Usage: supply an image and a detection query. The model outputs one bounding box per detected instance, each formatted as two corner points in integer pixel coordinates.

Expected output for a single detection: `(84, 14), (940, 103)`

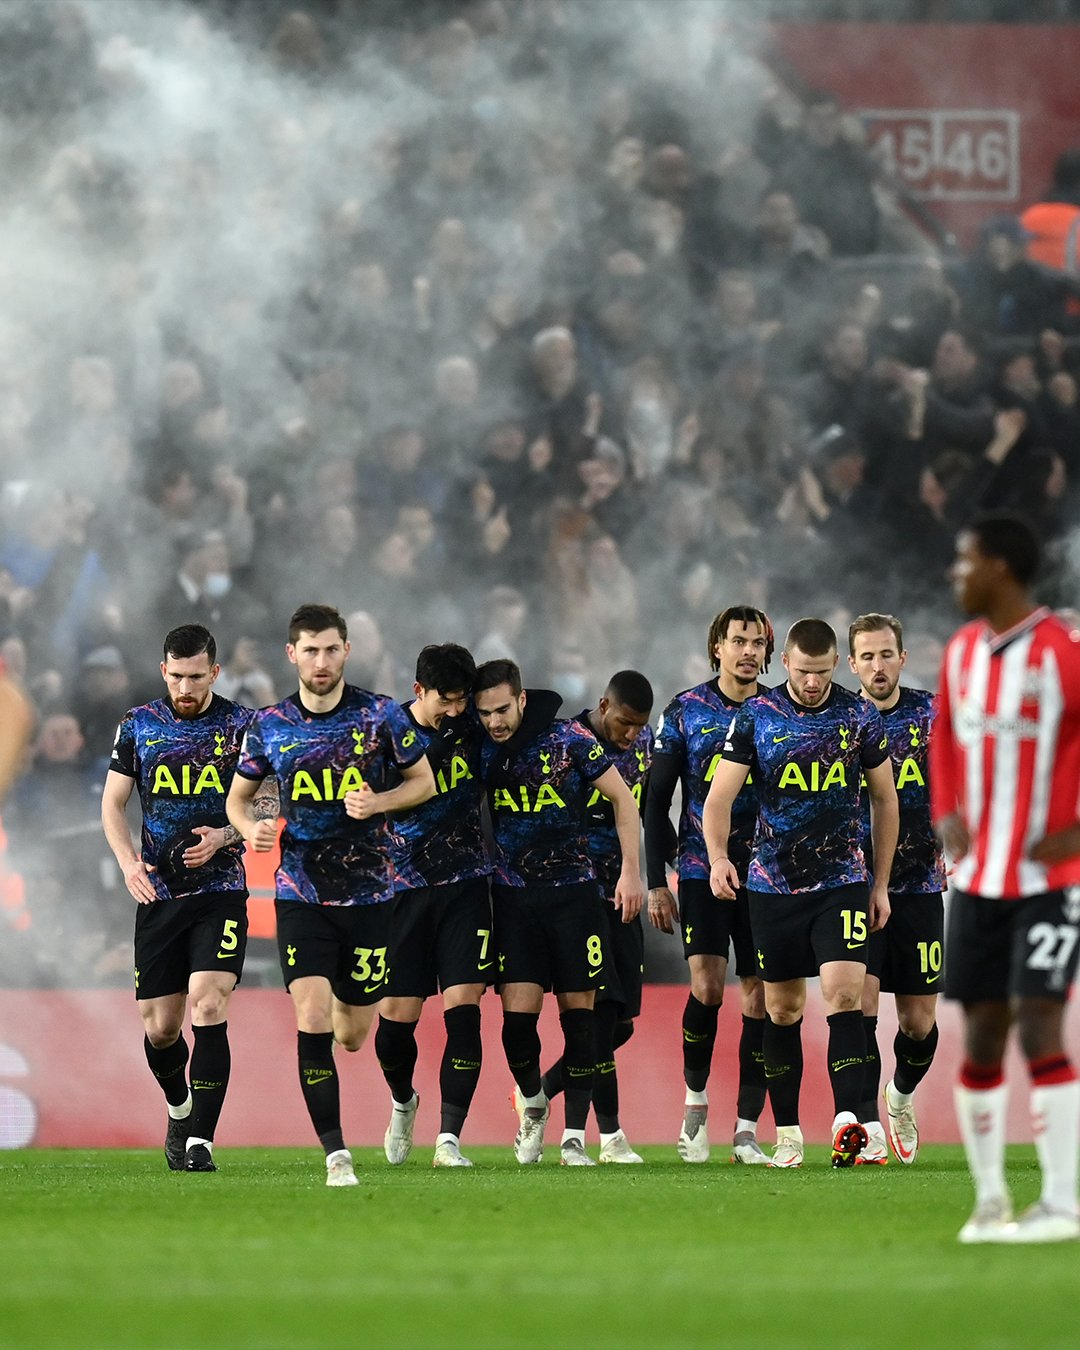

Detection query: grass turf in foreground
(0, 1146), (1075, 1350)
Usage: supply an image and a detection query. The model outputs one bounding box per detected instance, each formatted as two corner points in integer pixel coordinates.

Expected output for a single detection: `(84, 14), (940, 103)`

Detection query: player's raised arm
(592, 764), (643, 921)
(702, 758), (749, 900)
(344, 754), (436, 820)
(864, 758), (898, 932)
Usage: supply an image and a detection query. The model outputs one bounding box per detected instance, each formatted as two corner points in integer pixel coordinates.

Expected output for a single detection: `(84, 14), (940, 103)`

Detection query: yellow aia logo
(151, 763), (225, 795)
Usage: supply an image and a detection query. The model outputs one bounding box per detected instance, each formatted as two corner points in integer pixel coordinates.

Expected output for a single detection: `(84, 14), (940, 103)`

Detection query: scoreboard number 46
(863, 108), (1019, 202)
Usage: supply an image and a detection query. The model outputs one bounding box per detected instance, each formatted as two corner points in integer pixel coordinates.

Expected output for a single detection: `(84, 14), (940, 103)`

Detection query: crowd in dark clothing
(1, 0), (1077, 986)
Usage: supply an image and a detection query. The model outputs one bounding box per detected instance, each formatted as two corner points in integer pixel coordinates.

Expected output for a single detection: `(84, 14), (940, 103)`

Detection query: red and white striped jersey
(931, 607), (1080, 898)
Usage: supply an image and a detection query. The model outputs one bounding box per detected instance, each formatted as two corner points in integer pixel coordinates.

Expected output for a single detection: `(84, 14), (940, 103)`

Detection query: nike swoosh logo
(145, 738), (166, 747)
(924, 973), (941, 985)
(701, 725), (723, 734)
(216, 952), (235, 960)
(588, 968), (602, 978)
(363, 983), (385, 994)
(280, 741), (301, 752)
(773, 735), (793, 743)
(845, 941), (863, 949)
(478, 961), (494, 971)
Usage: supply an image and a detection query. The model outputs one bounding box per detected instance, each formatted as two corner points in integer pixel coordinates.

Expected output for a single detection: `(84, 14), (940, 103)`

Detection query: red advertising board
(767, 24), (1080, 248)
(1, 986), (1071, 1151)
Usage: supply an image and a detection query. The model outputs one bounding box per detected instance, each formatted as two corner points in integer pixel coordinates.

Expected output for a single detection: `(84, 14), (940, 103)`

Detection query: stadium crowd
(1, 0), (1079, 987)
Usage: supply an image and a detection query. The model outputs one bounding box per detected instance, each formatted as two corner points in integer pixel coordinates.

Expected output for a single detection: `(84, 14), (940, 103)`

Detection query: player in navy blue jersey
(226, 605), (435, 1188)
(848, 614), (946, 1166)
(102, 624), (274, 1174)
(537, 670), (654, 1164)
(703, 618), (899, 1169)
(474, 658), (643, 1166)
(376, 642), (492, 1169)
(644, 606), (773, 1166)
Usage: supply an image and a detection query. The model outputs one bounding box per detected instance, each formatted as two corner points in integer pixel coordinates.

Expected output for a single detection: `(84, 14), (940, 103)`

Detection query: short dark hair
(415, 643), (476, 697)
(163, 624), (216, 664)
(474, 658), (522, 697)
(604, 669), (654, 714)
(288, 604), (347, 644)
(707, 606), (775, 673)
(848, 613), (904, 657)
(785, 618), (837, 657)
(965, 512), (1041, 587)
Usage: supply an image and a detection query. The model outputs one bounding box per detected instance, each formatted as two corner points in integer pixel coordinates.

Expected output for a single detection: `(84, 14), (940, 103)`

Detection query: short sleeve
(109, 713), (137, 778)
(571, 724), (613, 781)
(652, 698), (685, 759)
(236, 714), (271, 781)
(382, 697), (427, 769)
(859, 705), (890, 771)
(721, 705), (755, 767)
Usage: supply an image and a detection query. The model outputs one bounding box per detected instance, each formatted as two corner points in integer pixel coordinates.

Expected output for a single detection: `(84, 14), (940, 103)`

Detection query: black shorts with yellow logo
(595, 901), (645, 1017)
(866, 891), (944, 994)
(385, 875), (494, 998)
(679, 877), (756, 976)
(747, 883), (870, 983)
(275, 898), (392, 1006)
(493, 880), (606, 995)
(134, 891), (248, 1001)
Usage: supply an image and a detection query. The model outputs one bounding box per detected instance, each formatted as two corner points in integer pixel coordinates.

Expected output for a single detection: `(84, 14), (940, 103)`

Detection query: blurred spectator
(757, 90), (881, 258)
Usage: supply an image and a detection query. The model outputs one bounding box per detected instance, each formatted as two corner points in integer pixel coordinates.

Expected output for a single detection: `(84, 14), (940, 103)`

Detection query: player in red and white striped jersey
(932, 513), (1080, 1245)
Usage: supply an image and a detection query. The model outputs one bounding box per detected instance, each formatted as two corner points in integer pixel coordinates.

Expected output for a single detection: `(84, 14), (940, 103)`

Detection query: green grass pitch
(1, 1146), (1075, 1350)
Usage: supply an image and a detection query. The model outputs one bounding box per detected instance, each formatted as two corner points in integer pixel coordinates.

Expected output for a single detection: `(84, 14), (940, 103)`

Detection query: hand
(647, 886), (679, 934)
(1029, 823), (1080, 866)
(344, 784), (380, 820)
(936, 811), (969, 861)
(869, 885), (891, 932)
(213, 465), (249, 512)
(246, 819), (279, 853)
(613, 869), (643, 923)
(122, 857), (157, 905)
(182, 825), (225, 868)
(709, 857), (740, 901)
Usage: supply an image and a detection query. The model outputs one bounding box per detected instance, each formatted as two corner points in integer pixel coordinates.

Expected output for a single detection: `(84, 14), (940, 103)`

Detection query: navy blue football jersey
(724, 683), (889, 894)
(389, 707), (489, 890)
(237, 685), (425, 906)
(110, 693), (253, 900)
(480, 719), (613, 887)
(653, 679), (762, 881)
(860, 687), (946, 894)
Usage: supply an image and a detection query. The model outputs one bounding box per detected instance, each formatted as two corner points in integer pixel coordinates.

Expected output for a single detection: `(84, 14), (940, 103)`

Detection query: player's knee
(898, 1009), (936, 1041)
(189, 992), (229, 1025)
(143, 1021), (183, 1049)
(690, 976), (724, 1006)
(1015, 1004), (1066, 1062)
(740, 980), (765, 1018)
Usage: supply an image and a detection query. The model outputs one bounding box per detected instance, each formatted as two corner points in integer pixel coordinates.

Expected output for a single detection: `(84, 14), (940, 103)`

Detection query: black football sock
(682, 994), (720, 1093)
(827, 1010), (867, 1117)
(893, 1022), (939, 1095)
(297, 1030), (343, 1155)
(859, 1015), (881, 1121)
(501, 1011), (542, 1098)
(763, 1016), (803, 1127)
(613, 1018), (634, 1052)
(540, 1057), (565, 1101)
(560, 1008), (595, 1133)
(591, 1000), (621, 1135)
(440, 1004), (482, 1138)
(374, 1016), (419, 1105)
(736, 1014), (767, 1123)
(188, 1022), (230, 1142)
(144, 1033), (190, 1108)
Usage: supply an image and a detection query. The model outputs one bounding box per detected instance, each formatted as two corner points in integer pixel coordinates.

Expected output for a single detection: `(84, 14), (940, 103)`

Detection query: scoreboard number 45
(864, 108), (1019, 202)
